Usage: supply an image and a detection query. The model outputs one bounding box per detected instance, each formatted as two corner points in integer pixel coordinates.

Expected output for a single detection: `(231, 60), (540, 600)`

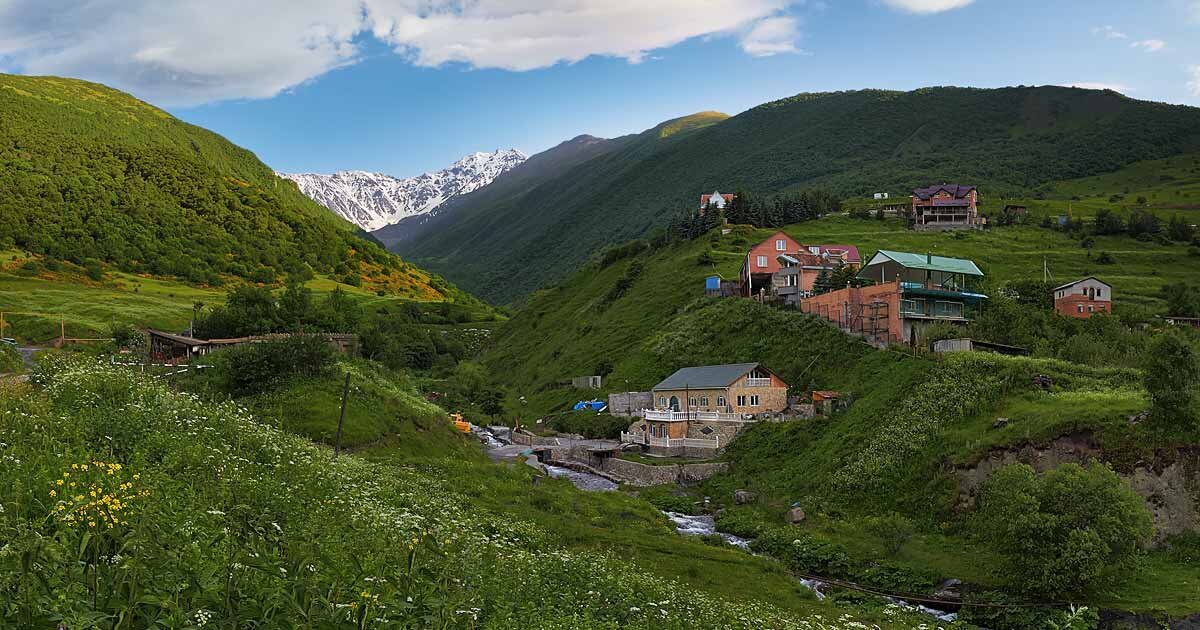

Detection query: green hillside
(479, 219), (1200, 619)
(400, 86), (1200, 303)
(0, 74), (458, 298)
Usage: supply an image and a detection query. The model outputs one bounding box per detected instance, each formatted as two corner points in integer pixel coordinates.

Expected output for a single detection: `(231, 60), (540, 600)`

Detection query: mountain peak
(281, 149), (526, 231)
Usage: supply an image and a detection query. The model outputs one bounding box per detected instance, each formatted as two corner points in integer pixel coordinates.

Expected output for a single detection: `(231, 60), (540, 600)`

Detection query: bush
(84, 259), (104, 281)
(751, 528), (854, 578)
(849, 560), (938, 593)
(211, 335), (339, 396)
(638, 486), (697, 514)
(109, 323), (143, 350)
(713, 508), (769, 539)
(1143, 331), (1200, 430)
(861, 512), (915, 556)
(1095, 251), (1115, 265)
(546, 413), (628, 439)
(973, 462), (1152, 597)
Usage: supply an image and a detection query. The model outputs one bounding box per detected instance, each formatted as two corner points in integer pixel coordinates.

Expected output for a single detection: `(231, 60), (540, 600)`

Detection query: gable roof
(700, 192), (736, 206)
(815, 244), (861, 264)
(1053, 277), (1112, 292)
(913, 184), (975, 200)
(864, 250), (984, 276)
(653, 363), (766, 391)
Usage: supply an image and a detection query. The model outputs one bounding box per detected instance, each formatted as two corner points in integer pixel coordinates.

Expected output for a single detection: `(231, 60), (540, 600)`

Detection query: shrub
(714, 508), (769, 539)
(973, 463), (1152, 598)
(849, 560), (939, 593)
(638, 486), (697, 514)
(546, 413), (627, 439)
(861, 512), (915, 556)
(1095, 251), (1115, 265)
(751, 528), (854, 578)
(211, 335), (339, 396)
(84, 259), (104, 281)
(1143, 331), (1200, 430)
(109, 322), (143, 350)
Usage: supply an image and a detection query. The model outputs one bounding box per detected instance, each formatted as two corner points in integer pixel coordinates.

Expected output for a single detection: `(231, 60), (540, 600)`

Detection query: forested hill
(0, 74), (459, 299)
(397, 86), (1200, 304)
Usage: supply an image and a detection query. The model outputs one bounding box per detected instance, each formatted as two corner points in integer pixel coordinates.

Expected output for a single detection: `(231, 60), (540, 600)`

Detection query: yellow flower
(71, 464), (78, 470)
(63, 471), (70, 477)
(56, 479), (63, 486)
(87, 521), (95, 527)
(80, 464), (88, 471)
(49, 490), (57, 497)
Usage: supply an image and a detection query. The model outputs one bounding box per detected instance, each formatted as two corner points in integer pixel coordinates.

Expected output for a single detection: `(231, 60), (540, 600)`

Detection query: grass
(617, 452), (719, 466)
(0, 248), (493, 344)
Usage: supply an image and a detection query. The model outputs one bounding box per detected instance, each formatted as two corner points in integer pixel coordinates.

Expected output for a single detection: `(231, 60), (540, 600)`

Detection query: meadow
(0, 355), (952, 628)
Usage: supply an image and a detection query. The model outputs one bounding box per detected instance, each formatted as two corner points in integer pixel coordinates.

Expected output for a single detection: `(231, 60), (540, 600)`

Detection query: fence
(620, 431), (720, 450)
(642, 409), (745, 422)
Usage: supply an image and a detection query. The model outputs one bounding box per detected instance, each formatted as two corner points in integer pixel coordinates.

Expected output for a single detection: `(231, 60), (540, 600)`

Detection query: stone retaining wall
(599, 457), (729, 487)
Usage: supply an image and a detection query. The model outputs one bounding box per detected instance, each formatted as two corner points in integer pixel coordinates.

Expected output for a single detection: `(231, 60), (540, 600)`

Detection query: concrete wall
(599, 457), (729, 487)
(572, 375), (602, 389)
(609, 391), (654, 416)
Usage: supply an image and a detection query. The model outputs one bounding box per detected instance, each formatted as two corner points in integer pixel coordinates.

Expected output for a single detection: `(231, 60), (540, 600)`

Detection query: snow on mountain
(280, 149), (526, 231)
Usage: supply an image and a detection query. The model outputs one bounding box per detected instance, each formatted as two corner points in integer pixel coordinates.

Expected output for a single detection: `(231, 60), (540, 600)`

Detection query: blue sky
(1, 0), (1196, 176)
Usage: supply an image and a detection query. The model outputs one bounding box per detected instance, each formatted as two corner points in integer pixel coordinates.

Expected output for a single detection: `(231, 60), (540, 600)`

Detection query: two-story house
(800, 250), (987, 346)
(911, 184), (981, 230)
(741, 231), (861, 301)
(620, 363), (789, 455)
(700, 190), (736, 209)
(1053, 277), (1112, 319)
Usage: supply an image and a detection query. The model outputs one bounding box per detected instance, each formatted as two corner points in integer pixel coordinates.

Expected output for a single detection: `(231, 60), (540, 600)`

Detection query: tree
(278, 280), (314, 331)
(479, 387), (506, 418)
(1143, 331), (1200, 429)
(1092, 208), (1124, 235)
(1161, 283), (1200, 317)
(1168, 214), (1196, 242)
(812, 269), (834, 295)
(974, 463), (1152, 598)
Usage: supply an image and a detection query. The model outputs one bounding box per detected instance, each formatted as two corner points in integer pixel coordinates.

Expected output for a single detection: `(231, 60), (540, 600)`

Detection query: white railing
(620, 432), (720, 449)
(745, 378), (772, 387)
(642, 409), (744, 422)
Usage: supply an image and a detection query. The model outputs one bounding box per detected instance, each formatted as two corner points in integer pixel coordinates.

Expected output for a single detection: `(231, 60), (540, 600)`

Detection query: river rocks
(785, 507), (806, 524)
(932, 579), (962, 602)
(733, 489), (757, 505)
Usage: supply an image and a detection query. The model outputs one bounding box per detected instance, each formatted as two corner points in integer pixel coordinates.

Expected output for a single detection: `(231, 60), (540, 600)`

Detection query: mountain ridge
(395, 85), (1200, 304)
(282, 149), (526, 231)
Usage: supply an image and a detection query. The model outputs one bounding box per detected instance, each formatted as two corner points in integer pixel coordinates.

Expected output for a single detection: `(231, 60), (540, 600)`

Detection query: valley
(3, 71), (1200, 630)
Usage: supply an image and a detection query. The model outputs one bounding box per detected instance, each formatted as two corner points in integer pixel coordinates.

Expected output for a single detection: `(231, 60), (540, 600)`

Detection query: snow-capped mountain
(281, 149), (526, 231)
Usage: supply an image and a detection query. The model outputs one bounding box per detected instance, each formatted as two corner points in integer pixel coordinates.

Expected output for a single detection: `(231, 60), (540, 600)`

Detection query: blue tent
(573, 400), (607, 412)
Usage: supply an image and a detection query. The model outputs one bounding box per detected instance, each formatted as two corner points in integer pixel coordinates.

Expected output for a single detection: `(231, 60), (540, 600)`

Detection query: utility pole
(333, 372), (350, 457)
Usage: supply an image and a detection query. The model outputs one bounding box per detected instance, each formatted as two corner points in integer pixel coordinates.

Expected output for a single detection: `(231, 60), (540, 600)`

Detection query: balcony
(746, 377), (772, 387)
(900, 298), (972, 320)
(643, 409), (745, 422)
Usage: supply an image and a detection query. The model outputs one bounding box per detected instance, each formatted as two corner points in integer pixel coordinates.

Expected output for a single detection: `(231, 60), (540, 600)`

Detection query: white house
(700, 190), (735, 209)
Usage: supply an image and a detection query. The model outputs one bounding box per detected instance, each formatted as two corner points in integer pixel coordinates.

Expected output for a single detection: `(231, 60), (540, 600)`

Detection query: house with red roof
(740, 231), (861, 303)
(911, 183), (981, 230)
(700, 190), (736, 209)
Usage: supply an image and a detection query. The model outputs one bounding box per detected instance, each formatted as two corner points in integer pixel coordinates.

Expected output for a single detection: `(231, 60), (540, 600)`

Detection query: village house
(800, 250), (987, 346)
(700, 190), (736, 209)
(911, 184), (981, 230)
(741, 231), (861, 302)
(620, 363), (788, 455)
(1053, 277), (1112, 319)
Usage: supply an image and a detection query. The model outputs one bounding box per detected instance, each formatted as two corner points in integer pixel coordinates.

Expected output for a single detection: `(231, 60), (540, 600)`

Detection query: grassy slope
(481, 219), (1200, 615)
(4, 359), (946, 629)
(0, 248), (496, 343)
(407, 86), (1200, 303)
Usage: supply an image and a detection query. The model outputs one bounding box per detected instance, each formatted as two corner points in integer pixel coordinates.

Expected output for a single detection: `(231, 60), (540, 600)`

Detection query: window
(736, 395), (747, 406)
(775, 239), (787, 251)
(750, 395), (760, 406)
(659, 397), (666, 407)
(1077, 305), (1084, 313)
(756, 255), (767, 268)
(717, 396), (726, 407)
(689, 397), (697, 407)
(1088, 305), (1095, 312)
(700, 396), (709, 406)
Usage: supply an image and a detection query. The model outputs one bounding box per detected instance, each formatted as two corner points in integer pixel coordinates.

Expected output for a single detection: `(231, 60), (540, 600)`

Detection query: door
(669, 396), (680, 412)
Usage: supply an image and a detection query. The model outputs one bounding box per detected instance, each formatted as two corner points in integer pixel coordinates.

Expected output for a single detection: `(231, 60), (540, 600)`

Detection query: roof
(147, 329), (205, 345)
(864, 250), (984, 276)
(700, 192), (736, 206)
(653, 363), (764, 391)
(816, 244), (861, 263)
(1053, 277), (1112, 291)
(913, 184), (975, 200)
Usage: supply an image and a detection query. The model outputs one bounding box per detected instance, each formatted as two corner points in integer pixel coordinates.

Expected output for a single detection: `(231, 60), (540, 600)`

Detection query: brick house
(800, 250), (987, 346)
(621, 363), (788, 454)
(1053, 277), (1112, 319)
(741, 231), (861, 301)
(911, 184), (981, 230)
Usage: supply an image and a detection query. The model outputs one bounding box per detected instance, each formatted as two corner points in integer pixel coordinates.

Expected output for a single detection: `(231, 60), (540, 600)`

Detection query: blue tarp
(705, 275), (721, 290)
(573, 400), (608, 412)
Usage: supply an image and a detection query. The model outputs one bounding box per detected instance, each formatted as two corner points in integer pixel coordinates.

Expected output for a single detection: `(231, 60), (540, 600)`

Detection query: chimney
(926, 252), (932, 264)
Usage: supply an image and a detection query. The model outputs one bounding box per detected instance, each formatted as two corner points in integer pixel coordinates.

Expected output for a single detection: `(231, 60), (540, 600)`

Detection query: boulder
(733, 489), (757, 505)
(785, 507), (806, 524)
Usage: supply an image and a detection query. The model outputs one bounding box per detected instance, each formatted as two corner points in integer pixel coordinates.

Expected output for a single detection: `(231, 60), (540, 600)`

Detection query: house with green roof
(800, 250), (987, 346)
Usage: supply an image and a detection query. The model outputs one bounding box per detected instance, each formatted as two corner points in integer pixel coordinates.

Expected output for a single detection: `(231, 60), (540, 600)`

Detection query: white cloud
(881, 0), (974, 13)
(0, 0), (802, 106)
(1092, 25), (1128, 39)
(1130, 39), (1166, 52)
(740, 16), (802, 57)
(1188, 66), (1200, 97)
(1066, 82), (1131, 93)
